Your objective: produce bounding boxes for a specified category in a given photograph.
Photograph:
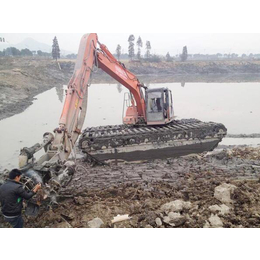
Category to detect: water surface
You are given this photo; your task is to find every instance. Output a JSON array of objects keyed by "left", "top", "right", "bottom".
[{"left": 0, "top": 82, "right": 259, "bottom": 170}]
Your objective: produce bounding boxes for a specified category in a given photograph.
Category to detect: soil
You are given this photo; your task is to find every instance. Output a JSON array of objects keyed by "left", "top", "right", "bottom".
[
  {"left": 1, "top": 57, "right": 260, "bottom": 120},
  {"left": 1, "top": 145, "right": 260, "bottom": 228}
]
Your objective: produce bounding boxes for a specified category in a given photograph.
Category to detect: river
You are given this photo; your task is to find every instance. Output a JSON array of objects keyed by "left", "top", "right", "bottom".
[{"left": 0, "top": 82, "right": 260, "bottom": 171}]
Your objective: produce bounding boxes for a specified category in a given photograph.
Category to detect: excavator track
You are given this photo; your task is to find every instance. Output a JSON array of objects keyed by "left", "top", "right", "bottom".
[{"left": 79, "top": 119, "right": 227, "bottom": 162}]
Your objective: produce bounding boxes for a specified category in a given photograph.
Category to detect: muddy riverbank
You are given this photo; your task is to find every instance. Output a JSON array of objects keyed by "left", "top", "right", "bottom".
[
  {"left": 0, "top": 57, "right": 73, "bottom": 120},
  {"left": 1, "top": 57, "right": 260, "bottom": 120},
  {"left": 1, "top": 145, "right": 260, "bottom": 228}
]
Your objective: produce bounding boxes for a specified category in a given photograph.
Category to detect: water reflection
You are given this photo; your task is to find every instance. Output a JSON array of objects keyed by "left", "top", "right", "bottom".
[
  {"left": 55, "top": 85, "right": 64, "bottom": 103},
  {"left": 117, "top": 84, "right": 123, "bottom": 93},
  {"left": 0, "top": 82, "right": 260, "bottom": 170}
]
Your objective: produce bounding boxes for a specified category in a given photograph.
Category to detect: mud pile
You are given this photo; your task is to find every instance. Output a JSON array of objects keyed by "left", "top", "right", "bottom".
[{"left": 1, "top": 146, "right": 260, "bottom": 228}]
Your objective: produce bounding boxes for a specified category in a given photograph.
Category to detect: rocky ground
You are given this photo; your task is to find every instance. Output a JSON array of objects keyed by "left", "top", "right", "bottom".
[
  {"left": 1, "top": 57, "right": 260, "bottom": 120},
  {"left": 1, "top": 145, "right": 260, "bottom": 228}
]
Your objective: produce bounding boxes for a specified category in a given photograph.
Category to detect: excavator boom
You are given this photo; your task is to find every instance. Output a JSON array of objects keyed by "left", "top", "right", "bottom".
[{"left": 50, "top": 34, "right": 98, "bottom": 163}]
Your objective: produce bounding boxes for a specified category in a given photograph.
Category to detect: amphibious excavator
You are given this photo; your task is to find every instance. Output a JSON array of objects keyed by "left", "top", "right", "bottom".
[{"left": 14, "top": 33, "right": 226, "bottom": 211}]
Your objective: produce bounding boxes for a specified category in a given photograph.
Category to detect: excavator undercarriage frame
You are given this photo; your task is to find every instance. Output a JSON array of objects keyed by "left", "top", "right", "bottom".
[{"left": 79, "top": 119, "right": 227, "bottom": 162}]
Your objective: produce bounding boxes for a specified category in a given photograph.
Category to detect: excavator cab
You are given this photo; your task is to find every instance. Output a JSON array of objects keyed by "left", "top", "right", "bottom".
[{"left": 145, "top": 88, "right": 174, "bottom": 125}]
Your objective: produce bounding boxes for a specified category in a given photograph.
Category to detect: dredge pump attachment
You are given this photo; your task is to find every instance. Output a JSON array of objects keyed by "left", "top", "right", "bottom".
[{"left": 18, "top": 133, "right": 76, "bottom": 215}]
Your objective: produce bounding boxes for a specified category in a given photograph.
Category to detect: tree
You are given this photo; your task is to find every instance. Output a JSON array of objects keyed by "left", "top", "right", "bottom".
[
  {"left": 148, "top": 54, "right": 162, "bottom": 63},
  {"left": 128, "top": 35, "right": 135, "bottom": 60},
  {"left": 166, "top": 52, "right": 173, "bottom": 62},
  {"left": 0, "top": 37, "right": 5, "bottom": 42},
  {"left": 21, "top": 48, "right": 33, "bottom": 56},
  {"left": 249, "top": 53, "right": 254, "bottom": 60},
  {"left": 136, "top": 36, "right": 143, "bottom": 60},
  {"left": 231, "top": 53, "right": 238, "bottom": 59},
  {"left": 180, "top": 46, "right": 188, "bottom": 62},
  {"left": 37, "top": 50, "right": 43, "bottom": 56},
  {"left": 216, "top": 53, "right": 222, "bottom": 59},
  {"left": 37, "top": 50, "right": 51, "bottom": 57},
  {"left": 5, "top": 47, "right": 21, "bottom": 56},
  {"left": 52, "top": 36, "right": 60, "bottom": 61},
  {"left": 66, "top": 53, "right": 77, "bottom": 59},
  {"left": 145, "top": 41, "right": 151, "bottom": 59},
  {"left": 116, "top": 44, "right": 121, "bottom": 60},
  {"left": 241, "top": 54, "right": 247, "bottom": 59}
]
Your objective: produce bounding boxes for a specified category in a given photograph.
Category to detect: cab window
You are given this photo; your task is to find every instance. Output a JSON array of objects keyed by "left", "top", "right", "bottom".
[{"left": 147, "top": 92, "right": 162, "bottom": 113}]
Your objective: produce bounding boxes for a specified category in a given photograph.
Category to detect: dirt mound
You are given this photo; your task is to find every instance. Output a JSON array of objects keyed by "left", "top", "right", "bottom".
[{"left": 18, "top": 178, "right": 260, "bottom": 228}]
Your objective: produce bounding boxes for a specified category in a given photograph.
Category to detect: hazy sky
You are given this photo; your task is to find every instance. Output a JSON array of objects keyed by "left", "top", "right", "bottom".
[{"left": 1, "top": 33, "right": 260, "bottom": 55}]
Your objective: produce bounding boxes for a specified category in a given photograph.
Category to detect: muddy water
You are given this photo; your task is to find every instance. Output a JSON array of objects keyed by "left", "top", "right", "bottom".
[{"left": 0, "top": 82, "right": 260, "bottom": 171}]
